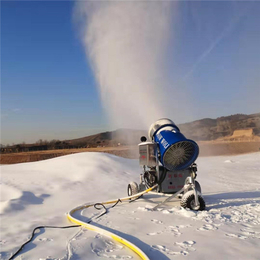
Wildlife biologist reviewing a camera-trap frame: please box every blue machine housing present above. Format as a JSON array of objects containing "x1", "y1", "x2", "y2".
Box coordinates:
[{"x1": 149, "y1": 119, "x2": 199, "y2": 171}]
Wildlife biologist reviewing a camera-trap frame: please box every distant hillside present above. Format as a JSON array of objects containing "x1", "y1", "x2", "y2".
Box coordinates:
[
  {"x1": 2, "y1": 113, "x2": 260, "y2": 154},
  {"x1": 66, "y1": 129, "x2": 146, "y2": 147},
  {"x1": 179, "y1": 113, "x2": 260, "y2": 141},
  {"x1": 67, "y1": 112, "x2": 260, "y2": 145}
]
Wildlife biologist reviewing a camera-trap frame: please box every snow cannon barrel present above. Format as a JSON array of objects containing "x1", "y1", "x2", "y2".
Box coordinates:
[{"x1": 148, "y1": 118, "x2": 199, "y2": 171}]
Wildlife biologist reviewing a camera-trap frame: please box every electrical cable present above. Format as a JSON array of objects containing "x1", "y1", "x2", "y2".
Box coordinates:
[
  {"x1": 157, "y1": 166, "x2": 167, "y2": 185},
  {"x1": 8, "y1": 225, "x2": 80, "y2": 260},
  {"x1": 9, "y1": 199, "x2": 122, "y2": 260},
  {"x1": 9, "y1": 186, "x2": 156, "y2": 260}
]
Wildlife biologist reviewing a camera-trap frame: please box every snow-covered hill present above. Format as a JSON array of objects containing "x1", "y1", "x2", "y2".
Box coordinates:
[{"x1": 1, "y1": 152, "x2": 260, "y2": 260}]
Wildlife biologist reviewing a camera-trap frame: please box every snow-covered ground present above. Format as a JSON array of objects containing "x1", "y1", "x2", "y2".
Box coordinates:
[{"x1": 1, "y1": 152, "x2": 260, "y2": 260}]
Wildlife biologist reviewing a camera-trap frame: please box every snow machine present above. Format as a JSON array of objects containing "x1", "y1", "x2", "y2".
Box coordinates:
[{"x1": 127, "y1": 118, "x2": 206, "y2": 211}]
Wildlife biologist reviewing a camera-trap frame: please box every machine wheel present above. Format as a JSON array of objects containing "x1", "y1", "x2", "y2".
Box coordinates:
[
  {"x1": 127, "y1": 182, "x2": 139, "y2": 197},
  {"x1": 181, "y1": 190, "x2": 205, "y2": 211},
  {"x1": 138, "y1": 183, "x2": 146, "y2": 192}
]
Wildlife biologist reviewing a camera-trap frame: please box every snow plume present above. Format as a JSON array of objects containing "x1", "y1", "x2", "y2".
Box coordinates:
[{"x1": 74, "y1": 1, "x2": 175, "y2": 130}]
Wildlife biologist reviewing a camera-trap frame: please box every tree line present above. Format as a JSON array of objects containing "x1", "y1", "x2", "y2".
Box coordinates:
[{"x1": 0, "y1": 139, "x2": 94, "y2": 153}]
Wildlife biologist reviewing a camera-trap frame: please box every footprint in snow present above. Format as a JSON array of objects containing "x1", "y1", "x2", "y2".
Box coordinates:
[
  {"x1": 225, "y1": 233, "x2": 247, "y2": 240},
  {"x1": 91, "y1": 235, "x2": 132, "y2": 259},
  {"x1": 176, "y1": 224, "x2": 192, "y2": 229},
  {"x1": 240, "y1": 228, "x2": 260, "y2": 238},
  {"x1": 147, "y1": 232, "x2": 162, "y2": 236},
  {"x1": 151, "y1": 241, "x2": 196, "y2": 256},
  {"x1": 168, "y1": 226, "x2": 179, "y2": 232},
  {"x1": 151, "y1": 245, "x2": 182, "y2": 255},
  {"x1": 180, "y1": 250, "x2": 190, "y2": 255},
  {"x1": 241, "y1": 223, "x2": 253, "y2": 228},
  {"x1": 162, "y1": 209, "x2": 171, "y2": 214},
  {"x1": 224, "y1": 160, "x2": 236, "y2": 163},
  {"x1": 109, "y1": 255, "x2": 133, "y2": 259},
  {"x1": 197, "y1": 224, "x2": 218, "y2": 231},
  {"x1": 151, "y1": 219, "x2": 163, "y2": 224},
  {"x1": 174, "y1": 241, "x2": 196, "y2": 251},
  {"x1": 175, "y1": 241, "x2": 196, "y2": 247},
  {"x1": 95, "y1": 253, "x2": 132, "y2": 259},
  {"x1": 37, "y1": 238, "x2": 53, "y2": 242},
  {"x1": 154, "y1": 207, "x2": 164, "y2": 211},
  {"x1": 165, "y1": 226, "x2": 182, "y2": 236},
  {"x1": 147, "y1": 226, "x2": 183, "y2": 236}
]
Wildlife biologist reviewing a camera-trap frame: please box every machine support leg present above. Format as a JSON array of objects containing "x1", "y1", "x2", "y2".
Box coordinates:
[
  {"x1": 152, "y1": 187, "x2": 185, "y2": 211},
  {"x1": 191, "y1": 171, "x2": 199, "y2": 207},
  {"x1": 193, "y1": 185, "x2": 199, "y2": 207}
]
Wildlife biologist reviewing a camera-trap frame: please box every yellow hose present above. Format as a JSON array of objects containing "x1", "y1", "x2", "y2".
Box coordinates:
[{"x1": 67, "y1": 185, "x2": 158, "y2": 260}]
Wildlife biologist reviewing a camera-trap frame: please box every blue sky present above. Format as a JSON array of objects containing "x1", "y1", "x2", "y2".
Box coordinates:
[{"x1": 1, "y1": 1, "x2": 260, "y2": 145}]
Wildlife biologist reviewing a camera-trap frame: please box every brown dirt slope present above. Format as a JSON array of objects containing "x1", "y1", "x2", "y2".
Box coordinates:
[
  {"x1": 217, "y1": 128, "x2": 260, "y2": 141},
  {"x1": 232, "y1": 129, "x2": 253, "y2": 137},
  {"x1": 1, "y1": 142, "x2": 260, "y2": 165}
]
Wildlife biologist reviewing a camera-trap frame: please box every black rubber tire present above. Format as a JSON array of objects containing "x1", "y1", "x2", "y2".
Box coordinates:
[
  {"x1": 127, "y1": 182, "x2": 139, "y2": 197},
  {"x1": 181, "y1": 190, "x2": 206, "y2": 211},
  {"x1": 138, "y1": 183, "x2": 146, "y2": 192}
]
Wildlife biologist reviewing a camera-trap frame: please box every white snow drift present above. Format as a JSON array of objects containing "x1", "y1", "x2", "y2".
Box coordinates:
[{"x1": 1, "y1": 152, "x2": 260, "y2": 259}]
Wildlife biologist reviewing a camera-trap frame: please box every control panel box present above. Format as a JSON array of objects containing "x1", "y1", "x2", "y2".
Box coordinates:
[{"x1": 139, "y1": 142, "x2": 158, "y2": 167}]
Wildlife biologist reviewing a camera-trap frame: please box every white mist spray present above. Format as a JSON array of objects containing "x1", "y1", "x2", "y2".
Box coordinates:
[{"x1": 74, "y1": 1, "x2": 176, "y2": 130}]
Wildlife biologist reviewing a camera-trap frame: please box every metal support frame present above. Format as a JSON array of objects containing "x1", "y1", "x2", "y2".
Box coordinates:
[
  {"x1": 185, "y1": 169, "x2": 200, "y2": 210},
  {"x1": 150, "y1": 167, "x2": 200, "y2": 211}
]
